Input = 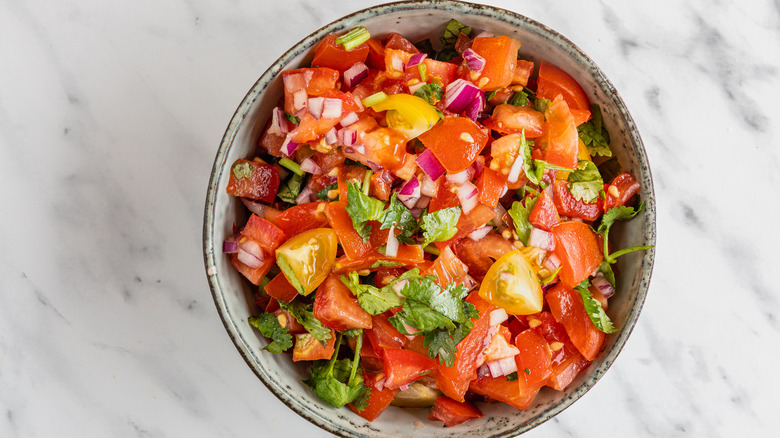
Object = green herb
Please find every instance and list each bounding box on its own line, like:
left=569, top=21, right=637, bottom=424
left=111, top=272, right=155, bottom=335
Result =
left=598, top=261, right=616, bottom=288
left=361, top=169, right=373, bottom=195
left=276, top=254, right=304, bottom=294
left=346, top=182, right=386, bottom=241
left=541, top=267, right=561, bottom=285
left=506, top=372, right=519, bottom=381
left=279, top=157, right=304, bottom=176
left=305, top=332, right=371, bottom=409
left=524, top=368, right=531, bottom=375
left=414, top=38, right=435, bottom=57
left=279, top=300, right=332, bottom=344
left=414, top=83, right=443, bottom=106
left=285, top=112, right=300, bottom=125
left=575, top=279, right=616, bottom=334
left=568, top=160, right=604, bottom=204
left=380, top=192, right=417, bottom=241
left=368, top=260, right=404, bottom=269
left=508, top=90, right=530, bottom=107
left=508, top=197, right=538, bottom=246
left=436, top=18, right=471, bottom=62
left=598, top=203, right=652, bottom=263
left=248, top=313, right=293, bottom=354
left=277, top=173, right=305, bottom=204
left=316, top=183, right=338, bottom=201
left=232, top=161, right=254, bottom=179
left=362, top=91, right=388, bottom=108
left=335, top=26, right=371, bottom=51
left=486, top=90, right=499, bottom=101
left=420, top=207, right=461, bottom=247
left=517, top=128, right=538, bottom=185
left=423, top=244, right=440, bottom=256
left=340, top=271, right=404, bottom=315
left=577, top=104, right=612, bottom=157
left=533, top=97, right=551, bottom=113
left=418, top=63, right=428, bottom=83
left=423, top=321, right=473, bottom=367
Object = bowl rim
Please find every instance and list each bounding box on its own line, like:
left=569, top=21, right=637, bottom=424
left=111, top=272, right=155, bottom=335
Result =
left=203, top=1, right=656, bottom=436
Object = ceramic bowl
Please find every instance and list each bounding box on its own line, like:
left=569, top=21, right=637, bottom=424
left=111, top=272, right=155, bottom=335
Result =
left=203, top=1, right=656, bottom=436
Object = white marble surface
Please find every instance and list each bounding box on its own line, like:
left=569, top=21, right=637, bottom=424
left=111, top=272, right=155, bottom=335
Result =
left=2, top=0, right=778, bottom=436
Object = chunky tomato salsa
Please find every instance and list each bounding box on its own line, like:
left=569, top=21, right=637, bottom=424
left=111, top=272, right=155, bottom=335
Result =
left=223, top=20, right=650, bottom=426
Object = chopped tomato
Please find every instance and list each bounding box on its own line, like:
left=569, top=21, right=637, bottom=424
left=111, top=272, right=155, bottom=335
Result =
left=469, top=36, right=522, bottom=91
left=546, top=283, right=605, bottom=361
left=454, top=233, right=516, bottom=280
left=468, top=374, right=542, bottom=410
left=435, top=203, right=495, bottom=251
left=311, top=33, right=369, bottom=73
left=514, top=329, right=552, bottom=387
left=428, top=246, right=469, bottom=287
left=314, top=273, right=372, bottom=331
left=528, top=189, right=559, bottom=231
left=382, top=348, right=437, bottom=389
left=531, top=312, right=591, bottom=390
left=373, top=267, right=406, bottom=287
left=404, top=58, right=458, bottom=87
left=349, top=370, right=398, bottom=421
left=273, top=202, right=329, bottom=236
left=418, top=117, right=489, bottom=173
left=483, top=104, right=545, bottom=138
left=384, top=48, right=414, bottom=77
left=476, top=168, right=507, bottom=208
left=512, top=60, right=534, bottom=86
left=541, top=95, right=579, bottom=169
left=360, top=127, right=411, bottom=170
left=273, top=308, right=305, bottom=334
left=291, top=89, right=361, bottom=143
left=384, top=32, right=421, bottom=53
left=292, top=331, right=336, bottom=362
left=478, top=250, right=543, bottom=315
left=552, top=179, right=603, bottom=221
left=324, top=201, right=373, bottom=260
left=537, top=61, right=591, bottom=113
left=230, top=252, right=273, bottom=286
left=264, top=272, right=299, bottom=303
left=365, top=38, right=386, bottom=69
left=551, top=221, right=603, bottom=288
left=282, top=67, right=340, bottom=114
left=429, top=180, right=460, bottom=213
left=241, top=214, right=286, bottom=251
left=275, top=228, right=337, bottom=295
left=604, top=172, right=641, bottom=211
left=369, top=169, right=394, bottom=201
left=367, top=313, right=407, bottom=352
left=428, top=396, right=483, bottom=426
left=333, top=243, right=425, bottom=273
left=226, top=159, right=281, bottom=203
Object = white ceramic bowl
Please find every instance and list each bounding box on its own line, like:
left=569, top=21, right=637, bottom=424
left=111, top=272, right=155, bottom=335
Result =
left=203, top=1, right=656, bottom=436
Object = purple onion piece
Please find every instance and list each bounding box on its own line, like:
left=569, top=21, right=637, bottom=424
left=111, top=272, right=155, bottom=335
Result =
left=415, top=149, right=445, bottom=181
left=343, top=62, right=368, bottom=89
left=405, top=53, right=427, bottom=69
left=463, top=48, right=486, bottom=73
left=222, top=240, right=238, bottom=253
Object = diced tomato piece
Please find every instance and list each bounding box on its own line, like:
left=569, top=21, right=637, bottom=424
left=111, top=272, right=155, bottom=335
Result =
left=384, top=48, right=414, bottom=77
left=382, top=348, right=437, bottom=389
left=552, top=179, right=603, bottom=221
left=604, top=172, right=641, bottom=211
left=528, top=189, right=559, bottom=231
left=240, top=214, right=286, bottom=250
left=264, top=272, right=299, bottom=303
left=360, top=126, right=410, bottom=172
left=273, top=202, right=329, bottom=236
left=469, top=36, right=522, bottom=91
left=226, top=159, right=281, bottom=203
left=291, top=89, right=361, bottom=143
left=551, top=221, right=603, bottom=288
left=571, top=109, right=592, bottom=126
left=349, top=370, right=398, bottom=421
left=282, top=67, right=340, bottom=114
left=512, top=60, right=534, bottom=86
left=454, top=233, right=515, bottom=281
left=273, top=308, right=305, bottom=334
left=311, top=33, right=369, bottom=73
left=314, top=273, right=372, bottom=331
left=468, top=375, right=542, bottom=410
left=367, top=313, right=407, bottom=352
left=435, top=202, right=495, bottom=251
left=230, top=252, right=274, bottom=286
left=324, top=201, right=373, bottom=260
left=483, top=104, right=545, bottom=138
left=374, top=267, right=406, bottom=287
left=366, top=38, right=386, bottom=69
left=537, top=61, right=591, bottom=112
left=514, top=329, right=552, bottom=387
left=385, top=32, right=421, bottom=53
left=546, top=284, right=605, bottom=361
left=404, top=58, right=458, bottom=88
left=476, top=168, right=507, bottom=208
left=418, top=117, right=489, bottom=173
left=428, top=246, right=469, bottom=287
left=531, top=312, right=591, bottom=391
left=541, top=95, right=579, bottom=169
left=369, top=169, right=395, bottom=201
left=333, top=243, right=425, bottom=273
left=292, top=331, right=336, bottom=362
left=429, top=180, right=460, bottom=213
left=428, top=396, right=483, bottom=426
left=435, top=293, right=495, bottom=402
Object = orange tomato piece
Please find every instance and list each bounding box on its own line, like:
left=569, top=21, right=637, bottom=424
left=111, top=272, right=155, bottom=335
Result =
left=428, top=396, right=483, bottom=426
left=537, top=61, right=591, bottom=112
left=311, top=33, right=369, bottom=73
left=541, top=95, right=579, bottom=169
left=418, top=117, right=489, bottom=173
left=292, top=331, right=336, bottom=361
left=546, top=284, right=606, bottom=361
left=469, top=36, right=522, bottom=91
left=551, top=221, right=603, bottom=288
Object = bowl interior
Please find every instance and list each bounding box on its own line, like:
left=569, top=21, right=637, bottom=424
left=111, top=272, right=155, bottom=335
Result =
left=204, top=1, right=655, bottom=436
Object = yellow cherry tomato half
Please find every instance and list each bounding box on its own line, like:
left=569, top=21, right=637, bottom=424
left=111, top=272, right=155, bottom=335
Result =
left=370, top=94, right=440, bottom=139
left=275, top=228, right=337, bottom=295
left=478, top=249, right=543, bottom=315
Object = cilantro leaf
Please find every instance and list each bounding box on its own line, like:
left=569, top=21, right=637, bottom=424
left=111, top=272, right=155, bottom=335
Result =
left=285, top=112, right=300, bottom=125
left=275, top=253, right=304, bottom=294
left=533, top=97, right=551, bottom=113
left=517, top=129, right=538, bottom=185
left=380, top=192, right=417, bottom=240
left=577, top=104, right=612, bottom=157
left=340, top=271, right=403, bottom=315
left=232, top=161, right=253, bottom=179
left=598, top=261, right=616, bottom=288
left=277, top=173, right=304, bottom=204
left=248, top=313, right=292, bottom=354
left=423, top=320, right=473, bottom=367
left=508, top=90, right=529, bottom=106
left=421, top=207, right=461, bottom=247
left=598, top=204, right=642, bottom=235
left=346, top=182, right=386, bottom=241
left=508, top=197, right=538, bottom=246
left=506, top=372, right=519, bottom=381
left=440, top=19, right=471, bottom=47
left=316, top=182, right=338, bottom=201
left=414, top=83, right=444, bottom=106
left=305, top=333, right=370, bottom=409
left=279, top=300, right=332, bottom=344
left=568, top=160, right=604, bottom=204
left=575, top=281, right=616, bottom=333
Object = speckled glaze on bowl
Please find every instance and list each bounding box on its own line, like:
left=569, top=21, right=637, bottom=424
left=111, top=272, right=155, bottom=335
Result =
left=203, top=1, right=655, bottom=436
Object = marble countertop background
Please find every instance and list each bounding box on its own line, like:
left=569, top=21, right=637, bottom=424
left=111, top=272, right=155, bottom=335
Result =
left=2, top=0, right=778, bottom=436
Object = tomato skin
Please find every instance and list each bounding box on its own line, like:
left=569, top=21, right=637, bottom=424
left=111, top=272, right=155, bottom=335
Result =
left=542, top=95, right=579, bottom=169
left=551, top=221, right=603, bottom=288
left=470, top=36, right=522, bottom=91
left=382, top=348, right=437, bottom=389
left=226, top=159, right=281, bottom=203
left=514, top=329, right=552, bottom=387
left=367, top=313, right=407, bottom=352
left=483, top=104, right=544, bottom=138
left=311, top=33, right=369, bottom=73
left=230, top=253, right=273, bottom=286
left=418, top=117, right=489, bottom=173
left=476, top=168, right=507, bottom=208
left=369, top=169, right=394, bottom=201
left=324, top=201, right=373, bottom=260
left=537, top=61, right=591, bottom=113
left=292, top=331, right=336, bottom=362
left=264, top=272, right=299, bottom=304
left=468, top=374, right=542, bottom=410
left=349, top=370, right=398, bottom=421
left=531, top=312, right=591, bottom=390
left=428, top=396, right=483, bottom=426
left=528, top=189, right=559, bottom=231
left=435, top=292, right=495, bottom=402
left=454, top=233, right=516, bottom=281
left=552, top=180, right=603, bottom=221
left=604, top=172, right=641, bottom=211
left=314, top=274, right=373, bottom=331
left=546, top=284, right=605, bottom=361
left=428, top=246, right=469, bottom=288
left=282, top=67, right=340, bottom=114
left=273, top=202, right=329, bottom=237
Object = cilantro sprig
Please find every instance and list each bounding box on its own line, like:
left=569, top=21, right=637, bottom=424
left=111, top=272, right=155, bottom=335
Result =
left=305, top=332, right=370, bottom=409
left=597, top=203, right=653, bottom=264
left=340, top=271, right=403, bottom=315
left=578, top=104, right=612, bottom=157
left=421, top=207, right=461, bottom=247
left=346, top=182, right=386, bottom=241
left=248, top=313, right=293, bottom=354
left=508, top=197, right=538, bottom=246
left=568, top=160, right=604, bottom=204
left=575, top=278, right=616, bottom=333
left=279, top=300, right=332, bottom=344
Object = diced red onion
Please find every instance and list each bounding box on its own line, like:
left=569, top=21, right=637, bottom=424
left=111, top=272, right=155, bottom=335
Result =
left=420, top=172, right=439, bottom=197
left=592, top=273, right=615, bottom=298
left=408, top=82, right=424, bottom=94
left=446, top=166, right=474, bottom=185
left=397, top=177, right=421, bottom=209
left=467, top=225, right=493, bottom=241
left=465, top=90, right=486, bottom=121
left=457, top=181, right=479, bottom=214
left=463, top=48, right=486, bottom=73
left=486, top=356, right=517, bottom=378
left=269, top=107, right=289, bottom=135
left=280, top=135, right=299, bottom=156
left=543, top=253, right=562, bottom=272
left=295, top=187, right=314, bottom=205
left=241, top=198, right=267, bottom=217
left=416, top=149, right=446, bottom=181
left=405, top=53, right=427, bottom=69
left=528, top=227, right=555, bottom=251
left=472, top=158, right=485, bottom=177
left=374, top=377, right=386, bottom=392
left=338, top=128, right=357, bottom=146
left=507, top=155, right=525, bottom=183
left=399, top=383, right=410, bottom=391
left=410, top=208, right=422, bottom=218
left=445, top=79, right=482, bottom=114
left=307, top=97, right=324, bottom=119
left=322, top=98, right=343, bottom=119
left=489, top=309, right=509, bottom=326
left=414, top=195, right=431, bottom=209
left=366, top=161, right=382, bottom=172
left=343, top=62, right=368, bottom=89
left=292, top=89, right=307, bottom=112
left=542, top=281, right=558, bottom=293
left=222, top=240, right=238, bottom=253
left=300, top=157, right=322, bottom=175
left=339, top=111, right=359, bottom=127
left=500, top=185, right=508, bottom=197
left=237, top=240, right=264, bottom=269
left=386, top=227, right=399, bottom=258
left=474, top=31, right=494, bottom=39
left=324, top=127, right=338, bottom=145
left=477, top=364, right=491, bottom=379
